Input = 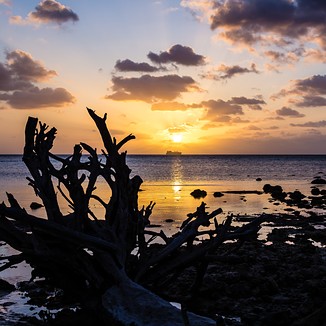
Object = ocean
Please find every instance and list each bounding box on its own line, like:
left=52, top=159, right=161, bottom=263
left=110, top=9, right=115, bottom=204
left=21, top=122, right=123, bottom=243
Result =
left=0, top=154, right=325, bottom=323
left=0, top=154, right=325, bottom=228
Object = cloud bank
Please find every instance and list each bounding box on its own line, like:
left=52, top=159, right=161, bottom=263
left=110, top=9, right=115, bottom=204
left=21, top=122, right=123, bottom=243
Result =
left=114, top=59, right=161, bottom=73
left=210, top=0, right=326, bottom=47
left=182, top=0, right=326, bottom=63
left=10, top=0, right=79, bottom=25
left=106, top=74, right=199, bottom=102
left=272, top=74, right=326, bottom=108
left=148, top=44, right=206, bottom=66
left=276, top=106, right=305, bottom=118
left=0, top=50, right=75, bottom=109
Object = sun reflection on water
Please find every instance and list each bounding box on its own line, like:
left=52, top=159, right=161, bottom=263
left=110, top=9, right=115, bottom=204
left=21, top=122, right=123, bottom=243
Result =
left=171, top=158, right=183, bottom=201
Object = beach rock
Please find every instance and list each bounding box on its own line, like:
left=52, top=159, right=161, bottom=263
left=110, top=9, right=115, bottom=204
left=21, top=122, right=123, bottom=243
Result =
left=165, top=219, right=174, bottom=223
left=256, top=177, right=262, bottom=181
left=263, top=184, right=287, bottom=201
left=311, top=188, right=320, bottom=196
left=190, top=189, right=207, bottom=199
left=311, top=178, right=326, bottom=184
left=213, top=192, right=224, bottom=198
left=263, top=184, right=273, bottom=193
left=263, top=184, right=283, bottom=194
left=289, top=190, right=305, bottom=202
left=310, top=196, right=323, bottom=207
left=0, top=278, right=15, bottom=294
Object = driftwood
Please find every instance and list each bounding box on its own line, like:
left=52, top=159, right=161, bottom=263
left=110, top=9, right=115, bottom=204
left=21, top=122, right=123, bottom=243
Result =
left=0, top=107, right=266, bottom=325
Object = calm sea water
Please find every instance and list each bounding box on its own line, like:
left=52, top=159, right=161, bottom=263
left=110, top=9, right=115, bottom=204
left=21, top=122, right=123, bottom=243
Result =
left=0, top=154, right=325, bottom=224
left=0, top=154, right=325, bottom=322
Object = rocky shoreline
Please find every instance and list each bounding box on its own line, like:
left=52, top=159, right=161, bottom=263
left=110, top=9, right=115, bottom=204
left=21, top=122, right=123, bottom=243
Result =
left=0, top=182, right=325, bottom=325
left=158, top=212, right=326, bottom=325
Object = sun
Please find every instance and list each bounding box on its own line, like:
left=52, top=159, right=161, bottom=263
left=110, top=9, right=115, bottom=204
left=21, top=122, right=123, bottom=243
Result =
left=172, top=134, right=183, bottom=143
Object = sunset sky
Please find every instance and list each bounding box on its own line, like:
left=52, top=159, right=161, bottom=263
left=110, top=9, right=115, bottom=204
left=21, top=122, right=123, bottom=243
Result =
left=0, top=0, right=325, bottom=154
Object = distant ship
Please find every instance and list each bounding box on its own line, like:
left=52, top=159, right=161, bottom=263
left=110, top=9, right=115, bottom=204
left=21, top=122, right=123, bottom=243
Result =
left=166, top=151, right=182, bottom=156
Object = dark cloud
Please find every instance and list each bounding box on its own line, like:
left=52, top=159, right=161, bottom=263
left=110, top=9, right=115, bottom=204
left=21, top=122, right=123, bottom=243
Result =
left=209, top=0, right=326, bottom=52
left=0, top=62, right=32, bottom=91
left=198, top=96, right=264, bottom=121
left=106, top=74, right=199, bottom=102
left=114, top=59, right=161, bottom=73
left=230, top=96, right=265, bottom=110
left=272, top=75, right=326, bottom=108
left=203, top=63, right=258, bottom=80
left=201, top=99, right=243, bottom=119
left=230, top=96, right=265, bottom=105
left=0, top=87, right=75, bottom=109
left=296, top=95, right=326, bottom=107
left=248, top=104, right=263, bottom=110
left=291, top=120, right=326, bottom=128
left=0, top=49, right=75, bottom=109
left=148, top=44, right=206, bottom=66
left=6, top=50, right=57, bottom=82
left=0, top=50, right=57, bottom=91
left=294, top=75, right=326, bottom=95
left=30, top=0, right=79, bottom=24
left=276, top=106, right=305, bottom=118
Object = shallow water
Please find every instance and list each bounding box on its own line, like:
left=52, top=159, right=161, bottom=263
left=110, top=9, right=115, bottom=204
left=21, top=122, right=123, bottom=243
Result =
left=0, top=154, right=325, bottom=322
left=1, top=154, right=325, bottom=221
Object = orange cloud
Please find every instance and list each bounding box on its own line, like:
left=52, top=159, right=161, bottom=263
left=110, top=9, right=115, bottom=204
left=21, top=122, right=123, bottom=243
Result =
left=106, top=74, right=200, bottom=102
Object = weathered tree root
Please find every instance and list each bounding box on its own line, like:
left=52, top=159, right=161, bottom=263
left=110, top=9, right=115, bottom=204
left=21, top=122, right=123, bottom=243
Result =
left=0, top=108, right=267, bottom=325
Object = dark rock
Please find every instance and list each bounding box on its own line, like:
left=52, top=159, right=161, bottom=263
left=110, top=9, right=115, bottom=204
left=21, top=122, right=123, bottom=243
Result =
left=311, top=178, right=326, bottom=184
left=311, top=188, right=320, bottom=196
left=263, top=184, right=287, bottom=201
left=30, top=202, right=44, bottom=210
left=0, top=278, right=15, bottom=292
left=272, top=191, right=287, bottom=201
left=272, top=185, right=283, bottom=193
left=289, top=190, right=305, bottom=202
left=164, top=219, right=174, bottom=223
left=311, top=196, right=323, bottom=206
left=256, top=177, right=262, bottom=181
left=263, top=184, right=273, bottom=193
left=190, top=189, right=207, bottom=199
left=213, top=192, right=224, bottom=198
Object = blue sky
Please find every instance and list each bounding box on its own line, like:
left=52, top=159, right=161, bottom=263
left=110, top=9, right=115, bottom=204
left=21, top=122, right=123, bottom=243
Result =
left=0, top=0, right=325, bottom=154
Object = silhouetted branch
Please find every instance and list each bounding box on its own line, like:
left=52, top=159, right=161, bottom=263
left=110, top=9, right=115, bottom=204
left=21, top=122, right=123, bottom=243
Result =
left=0, top=107, right=268, bottom=325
